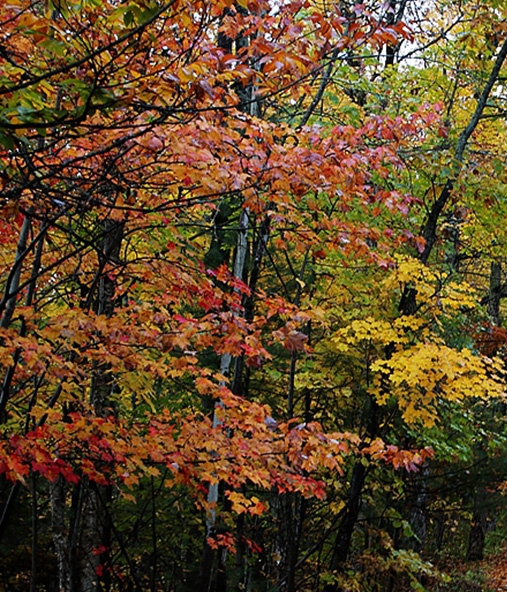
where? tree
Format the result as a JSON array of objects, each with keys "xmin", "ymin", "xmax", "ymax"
[{"xmin": 1, "ymin": 1, "xmax": 507, "ymax": 591}]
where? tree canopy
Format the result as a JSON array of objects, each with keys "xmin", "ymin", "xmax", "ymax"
[{"xmin": 2, "ymin": 0, "xmax": 507, "ymax": 591}]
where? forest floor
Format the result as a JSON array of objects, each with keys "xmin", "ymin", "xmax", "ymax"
[
  {"xmin": 435, "ymin": 546, "xmax": 507, "ymax": 592},
  {"xmin": 483, "ymin": 546, "xmax": 507, "ymax": 591}
]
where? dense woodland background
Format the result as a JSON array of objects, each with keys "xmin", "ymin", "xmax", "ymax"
[{"xmin": 2, "ymin": 0, "xmax": 507, "ymax": 590}]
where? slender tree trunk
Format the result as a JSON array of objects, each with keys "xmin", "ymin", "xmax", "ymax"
[
  {"xmin": 51, "ymin": 477, "xmax": 73, "ymax": 592},
  {"xmin": 419, "ymin": 38, "xmax": 507, "ymax": 265},
  {"xmin": 466, "ymin": 485, "xmax": 488, "ymax": 561},
  {"xmin": 488, "ymin": 261, "xmax": 502, "ymax": 325},
  {"xmin": 198, "ymin": 207, "xmax": 250, "ymax": 592},
  {"xmin": 406, "ymin": 464, "xmax": 430, "ymax": 553},
  {"xmin": 279, "ymin": 494, "xmax": 306, "ymax": 592},
  {"xmin": 274, "ymin": 251, "xmax": 311, "ymax": 592},
  {"xmin": 50, "ymin": 219, "xmax": 124, "ymax": 592},
  {"xmin": 0, "ymin": 217, "xmax": 47, "ymax": 551},
  {"xmin": 323, "ymin": 463, "xmax": 367, "ymax": 592},
  {"xmin": 0, "ymin": 216, "xmax": 45, "ymax": 541},
  {"xmin": 323, "ymin": 394, "xmax": 379, "ymax": 592},
  {"xmin": 199, "ymin": 213, "xmax": 271, "ymax": 592},
  {"xmin": 435, "ymin": 510, "xmax": 446, "ymax": 551},
  {"xmin": 79, "ymin": 219, "xmax": 124, "ymax": 592}
]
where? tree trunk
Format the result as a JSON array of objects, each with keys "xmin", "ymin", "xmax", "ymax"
[
  {"xmin": 198, "ymin": 207, "xmax": 250, "ymax": 592},
  {"xmin": 80, "ymin": 220, "xmax": 124, "ymax": 591},
  {"xmin": 50, "ymin": 218, "xmax": 124, "ymax": 592},
  {"xmin": 406, "ymin": 464, "xmax": 430, "ymax": 553},
  {"xmin": 323, "ymin": 462, "xmax": 366, "ymax": 592},
  {"xmin": 51, "ymin": 477, "xmax": 73, "ymax": 592},
  {"xmin": 323, "ymin": 394, "xmax": 379, "ymax": 592},
  {"xmin": 466, "ymin": 486, "xmax": 488, "ymax": 561}
]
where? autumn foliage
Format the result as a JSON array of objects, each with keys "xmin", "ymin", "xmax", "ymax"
[{"xmin": 1, "ymin": 0, "xmax": 507, "ymax": 590}]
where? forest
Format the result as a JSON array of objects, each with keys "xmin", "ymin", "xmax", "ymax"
[{"xmin": 1, "ymin": 0, "xmax": 507, "ymax": 590}]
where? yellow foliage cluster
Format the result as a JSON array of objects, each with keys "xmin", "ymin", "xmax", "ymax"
[
  {"xmin": 328, "ymin": 256, "xmax": 505, "ymax": 427},
  {"xmin": 382, "ymin": 255, "xmax": 478, "ymax": 312},
  {"xmin": 371, "ymin": 342, "xmax": 505, "ymax": 427}
]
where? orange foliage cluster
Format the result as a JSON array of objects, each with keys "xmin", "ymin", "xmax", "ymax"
[{"xmin": 0, "ymin": 0, "xmax": 438, "ymax": 531}]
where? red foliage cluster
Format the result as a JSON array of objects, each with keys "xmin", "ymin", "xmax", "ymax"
[{"xmin": 474, "ymin": 323, "xmax": 507, "ymax": 359}]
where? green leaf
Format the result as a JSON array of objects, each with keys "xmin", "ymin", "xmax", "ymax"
[
  {"xmin": 0, "ymin": 133, "xmax": 15, "ymax": 150},
  {"xmin": 124, "ymin": 9, "xmax": 134, "ymax": 27}
]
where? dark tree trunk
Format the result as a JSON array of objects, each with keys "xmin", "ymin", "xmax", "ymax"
[
  {"xmin": 466, "ymin": 486, "xmax": 488, "ymax": 561},
  {"xmin": 406, "ymin": 464, "xmax": 430, "ymax": 553},
  {"xmin": 322, "ymin": 462, "xmax": 366, "ymax": 592}
]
